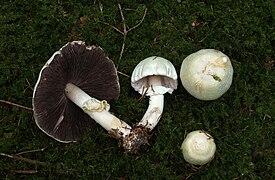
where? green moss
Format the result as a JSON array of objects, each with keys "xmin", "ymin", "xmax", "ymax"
[{"xmin": 0, "ymin": 0, "xmax": 274, "ymax": 179}]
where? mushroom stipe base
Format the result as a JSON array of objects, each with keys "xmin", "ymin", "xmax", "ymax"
[
  {"xmin": 110, "ymin": 126, "xmax": 151, "ymax": 153},
  {"xmin": 123, "ymin": 126, "xmax": 151, "ymax": 153}
]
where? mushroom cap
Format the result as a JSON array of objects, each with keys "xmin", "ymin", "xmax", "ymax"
[
  {"xmin": 181, "ymin": 130, "xmax": 216, "ymax": 165},
  {"xmin": 180, "ymin": 49, "xmax": 233, "ymax": 100},
  {"xmin": 32, "ymin": 41, "xmax": 120, "ymax": 143},
  {"xmin": 131, "ymin": 56, "xmax": 178, "ymax": 96}
]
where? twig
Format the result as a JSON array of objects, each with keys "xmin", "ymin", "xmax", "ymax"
[
  {"xmin": 117, "ymin": 4, "xmax": 147, "ymax": 61},
  {"xmin": 15, "ymin": 147, "xmax": 47, "ymax": 156},
  {"xmin": 118, "ymin": 4, "xmax": 127, "ymax": 35},
  {"xmin": 14, "ymin": 170, "xmax": 38, "ymax": 174},
  {"xmin": 128, "ymin": 8, "xmax": 148, "ymax": 32},
  {"xmin": 102, "ymin": 21, "xmax": 123, "ymax": 34},
  {"xmin": 102, "ymin": 4, "xmax": 147, "ymax": 61},
  {"xmin": 23, "ymin": 78, "xmax": 34, "ymax": 93},
  {"xmin": 117, "ymin": 70, "xmax": 130, "ymax": 78},
  {"xmin": 0, "ymin": 99, "xmax": 33, "ymax": 111},
  {"xmin": 184, "ymin": 172, "xmax": 196, "ymax": 179},
  {"xmin": 0, "ymin": 152, "xmax": 46, "ymax": 166},
  {"xmin": 117, "ymin": 3, "xmax": 128, "ymax": 61},
  {"xmin": 119, "ymin": 38, "xmax": 126, "ymax": 61}
]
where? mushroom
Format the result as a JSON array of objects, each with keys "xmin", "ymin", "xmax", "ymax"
[
  {"xmin": 180, "ymin": 49, "xmax": 233, "ymax": 100},
  {"xmin": 125, "ymin": 56, "xmax": 177, "ymax": 152},
  {"xmin": 32, "ymin": 41, "xmax": 132, "ymax": 143},
  {"xmin": 181, "ymin": 130, "xmax": 216, "ymax": 165}
]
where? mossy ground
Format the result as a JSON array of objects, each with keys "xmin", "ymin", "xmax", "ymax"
[{"xmin": 0, "ymin": 0, "xmax": 274, "ymax": 179}]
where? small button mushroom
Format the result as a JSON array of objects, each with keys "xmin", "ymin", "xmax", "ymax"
[
  {"xmin": 33, "ymin": 41, "xmax": 132, "ymax": 143},
  {"xmin": 124, "ymin": 56, "xmax": 177, "ymax": 152},
  {"xmin": 180, "ymin": 49, "xmax": 233, "ymax": 100},
  {"xmin": 181, "ymin": 130, "xmax": 216, "ymax": 165}
]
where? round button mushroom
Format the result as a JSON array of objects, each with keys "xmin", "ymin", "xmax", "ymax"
[
  {"xmin": 180, "ymin": 49, "xmax": 233, "ymax": 100},
  {"xmin": 33, "ymin": 41, "xmax": 132, "ymax": 143},
  {"xmin": 181, "ymin": 130, "xmax": 216, "ymax": 165},
  {"xmin": 124, "ymin": 56, "xmax": 177, "ymax": 152}
]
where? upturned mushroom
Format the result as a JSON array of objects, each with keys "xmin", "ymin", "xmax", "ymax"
[
  {"xmin": 32, "ymin": 41, "xmax": 132, "ymax": 143},
  {"xmin": 125, "ymin": 56, "xmax": 177, "ymax": 152},
  {"xmin": 180, "ymin": 49, "xmax": 233, "ymax": 100}
]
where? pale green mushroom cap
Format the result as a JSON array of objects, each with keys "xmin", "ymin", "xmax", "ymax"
[
  {"xmin": 180, "ymin": 49, "xmax": 233, "ymax": 100},
  {"xmin": 181, "ymin": 130, "xmax": 216, "ymax": 165}
]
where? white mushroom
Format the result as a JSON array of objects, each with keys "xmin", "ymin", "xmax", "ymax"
[
  {"xmin": 124, "ymin": 56, "xmax": 177, "ymax": 152},
  {"xmin": 180, "ymin": 49, "xmax": 233, "ymax": 100},
  {"xmin": 181, "ymin": 130, "xmax": 216, "ymax": 165}
]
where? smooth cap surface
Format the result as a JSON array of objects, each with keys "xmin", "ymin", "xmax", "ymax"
[
  {"xmin": 131, "ymin": 56, "xmax": 178, "ymax": 96},
  {"xmin": 181, "ymin": 130, "xmax": 216, "ymax": 165},
  {"xmin": 180, "ymin": 49, "xmax": 233, "ymax": 100}
]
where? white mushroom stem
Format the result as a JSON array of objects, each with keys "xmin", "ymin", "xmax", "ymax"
[
  {"xmin": 65, "ymin": 83, "xmax": 132, "ymax": 138},
  {"xmin": 138, "ymin": 94, "xmax": 164, "ymax": 130}
]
